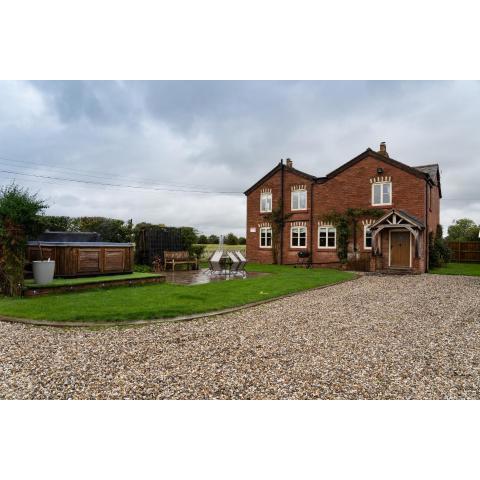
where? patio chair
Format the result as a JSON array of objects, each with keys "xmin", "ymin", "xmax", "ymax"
[
  {"xmin": 234, "ymin": 250, "xmax": 247, "ymax": 276},
  {"xmin": 208, "ymin": 250, "xmax": 223, "ymax": 274},
  {"xmin": 227, "ymin": 251, "xmax": 240, "ymax": 275}
]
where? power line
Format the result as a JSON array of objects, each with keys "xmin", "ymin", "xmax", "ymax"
[
  {"xmin": 0, "ymin": 154, "xmax": 231, "ymax": 190},
  {"xmin": 0, "ymin": 168, "xmax": 243, "ymax": 195}
]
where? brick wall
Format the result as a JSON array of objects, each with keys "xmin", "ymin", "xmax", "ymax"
[{"xmin": 246, "ymin": 153, "xmax": 434, "ymax": 272}]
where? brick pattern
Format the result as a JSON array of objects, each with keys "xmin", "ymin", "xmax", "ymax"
[{"xmin": 246, "ymin": 155, "xmax": 440, "ymax": 273}]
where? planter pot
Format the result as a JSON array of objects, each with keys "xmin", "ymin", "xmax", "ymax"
[{"xmin": 32, "ymin": 260, "xmax": 55, "ymax": 285}]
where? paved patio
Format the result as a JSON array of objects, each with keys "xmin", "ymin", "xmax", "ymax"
[{"xmin": 1, "ymin": 274, "xmax": 479, "ymax": 399}]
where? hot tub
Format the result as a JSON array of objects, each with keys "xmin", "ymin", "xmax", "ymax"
[{"xmin": 27, "ymin": 235, "xmax": 134, "ymax": 277}]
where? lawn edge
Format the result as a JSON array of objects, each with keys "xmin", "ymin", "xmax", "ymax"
[{"xmin": 0, "ymin": 274, "xmax": 359, "ymax": 329}]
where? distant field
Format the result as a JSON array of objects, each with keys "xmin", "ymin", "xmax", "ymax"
[{"xmin": 196, "ymin": 244, "xmax": 246, "ymax": 260}]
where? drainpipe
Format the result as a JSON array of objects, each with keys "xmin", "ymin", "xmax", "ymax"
[
  {"xmin": 425, "ymin": 180, "xmax": 429, "ymax": 272},
  {"xmin": 309, "ymin": 181, "xmax": 314, "ymax": 267},
  {"xmin": 280, "ymin": 160, "xmax": 284, "ymax": 265}
]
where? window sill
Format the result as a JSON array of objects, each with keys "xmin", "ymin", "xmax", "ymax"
[
  {"xmin": 290, "ymin": 209, "xmax": 309, "ymax": 212},
  {"xmin": 317, "ymin": 247, "xmax": 336, "ymax": 251},
  {"xmin": 372, "ymin": 203, "xmax": 392, "ymax": 207},
  {"xmin": 290, "ymin": 246, "xmax": 308, "ymax": 250},
  {"xmin": 259, "ymin": 246, "xmax": 272, "ymax": 249}
]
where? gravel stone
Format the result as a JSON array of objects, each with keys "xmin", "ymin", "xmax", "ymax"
[{"xmin": 1, "ymin": 274, "xmax": 479, "ymax": 399}]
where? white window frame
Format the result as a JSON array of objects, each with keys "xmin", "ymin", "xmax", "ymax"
[
  {"xmin": 291, "ymin": 189, "xmax": 307, "ymax": 211},
  {"xmin": 364, "ymin": 225, "xmax": 372, "ymax": 250},
  {"xmin": 260, "ymin": 192, "xmax": 272, "ymax": 213},
  {"xmin": 259, "ymin": 227, "xmax": 272, "ymax": 248},
  {"xmin": 290, "ymin": 226, "xmax": 307, "ymax": 248},
  {"xmin": 372, "ymin": 181, "xmax": 392, "ymax": 206},
  {"xmin": 318, "ymin": 226, "xmax": 336, "ymax": 249}
]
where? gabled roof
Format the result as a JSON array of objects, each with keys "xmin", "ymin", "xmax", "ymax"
[
  {"xmin": 323, "ymin": 148, "xmax": 429, "ymax": 181},
  {"xmin": 370, "ymin": 209, "xmax": 425, "ymax": 230},
  {"xmin": 243, "ymin": 162, "xmax": 317, "ymax": 195}
]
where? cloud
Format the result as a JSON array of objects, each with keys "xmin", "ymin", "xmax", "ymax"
[{"xmin": 0, "ymin": 80, "xmax": 478, "ymax": 236}]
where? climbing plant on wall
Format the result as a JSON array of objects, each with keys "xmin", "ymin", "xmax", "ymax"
[
  {"xmin": 322, "ymin": 208, "xmax": 384, "ymax": 263},
  {"xmin": 263, "ymin": 205, "xmax": 293, "ymax": 264}
]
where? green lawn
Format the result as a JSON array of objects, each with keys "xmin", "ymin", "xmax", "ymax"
[
  {"xmin": 430, "ymin": 262, "xmax": 480, "ymax": 277},
  {"xmin": 0, "ymin": 264, "xmax": 354, "ymax": 323},
  {"xmin": 25, "ymin": 272, "xmax": 163, "ymax": 288}
]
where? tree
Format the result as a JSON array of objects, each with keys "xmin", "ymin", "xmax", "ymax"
[
  {"xmin": 179, "ymin": 226, "xmax": 198, "ymax": 250},
  {"xmin": 224, "ymin": 232, "xmax": 239, "ymax": 245},
  {"xmin": 197, "ymin": 234, "xmax": 208, "ymax": 244},
  {"xmin": 0, "ymin": 184, "xmax": 47, "ymax": 296},
  {"xmin": 39, "ymin": 215, "xmax": 72, "ymax": 232},
  {"xmin": 238, "ymin": 236, "xmax": 246, "ymax": 245},
  {"xmin": 70, "ymin": 216, "xmax": 132, "ymax": 242},
  {"xmin": 447, "ymin": 218, "xmax": 479, "ymax": 241},
  {"xmin": 207, "ymin": 234, "xmax": 219, "ymax": 244}
]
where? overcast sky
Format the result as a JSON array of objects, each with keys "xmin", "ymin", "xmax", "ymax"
[{"xmin": 0, "ymin": 80, "xmax": 478, "ymax": 236}]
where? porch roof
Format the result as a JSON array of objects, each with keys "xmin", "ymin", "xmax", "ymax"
[{"xmin": 370, "ymin": 209, "xmax": 424, "ymax": 230}]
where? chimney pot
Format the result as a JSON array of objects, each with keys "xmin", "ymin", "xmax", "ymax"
[
  {"xmin": 286, "ymin": 158, "xmax": 293, "ymax": 168},
  {"xmin": 378, "ymin": 142, "xmax": 389, "ymax": 157}
]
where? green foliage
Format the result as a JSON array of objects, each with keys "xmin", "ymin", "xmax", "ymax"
[
  {"xmin": 263, "ymin": 205, "xmax": 293, "ymax": 264},
  {"xmin": 429, "ymin": 224, "xmax": 451, "ymax": 269},
  {"xmin": 189, "ymin": 244, "xmax": 206, "ymax": 259},
  {"xmin": 207, "ymin": 234, "xmax": 219, "ymax": 244},
  {"xmin": 39, "ymin": 215, "xmax": 71, "ymax": 232},
  {"xmin": 70, "ymin": 216, "xmax": 133, "ymax": 242},
  {"xmin": 179, "ymin": 226, "xmax": 198, "ymax": 249},
  {"xmin": 224, "ymin": 232, "xmax": 239, "ymax": 245},
  {"xmin": 0, "ymin": 184, "xmax": 48, "ymax": 296},
  {"xmin": 323, "ymin": 208, "xmax": 384, "ymax": 263},
  {"xmin": 447, "ymin": 218, "xmax": 479, "ymax": 241},
  {"xmin": 238, "ymin": 236, "xmax": 246, "ymax": 245},
  {"xmin": 197, "ymin": 234, "xmax": 208, "ymax": 244}
]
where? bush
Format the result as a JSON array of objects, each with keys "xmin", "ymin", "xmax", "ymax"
[
  {"xmin": 429, "ymin": 225, "xmax": 451, "ymax": 269},
  {"xmin": 70, "ymin": 217, "xmax": 133, "ymax": 242},
  {"xmin": 189, "ymin": 244, "xmax": 206, "ymax": 259},
  {"xmin": 197, "ymin": 234, "xmax": 208, "ymax": 244},
  {"xmin": 238, "ymin": 236, "xmax": 246, "ymax": 245},
  {"xmin": 134, "ymin": 264, "xmax": 152, "ymax": 273},
  {"xmin": 0, "ymin": 184, "xmax": 47, "ymax": 296},
  {"xmin": 207, "ymin": 234, "xmax": 219, "ymax": 244}
]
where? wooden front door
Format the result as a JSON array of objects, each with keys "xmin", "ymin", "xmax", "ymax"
[{"xmin": 390, "ymin": 231, "xmax": 411, "ymax": 267}]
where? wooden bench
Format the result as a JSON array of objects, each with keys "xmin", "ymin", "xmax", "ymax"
[{"xmin": 163, "ymin": 251, "xmax": 198, "ymax": 271}]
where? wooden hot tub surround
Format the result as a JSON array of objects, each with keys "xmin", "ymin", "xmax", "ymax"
[{"xmin": 27, "ymin": 242, "xmax": 134, "ymax": 277}]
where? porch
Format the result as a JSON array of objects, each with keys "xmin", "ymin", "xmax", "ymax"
[{"xmin": 369, "ymin": 210, "xmax": 426, "ymax": 274}]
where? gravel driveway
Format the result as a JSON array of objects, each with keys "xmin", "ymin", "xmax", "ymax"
[{"xmin": 1, "ymin": 274, "xmax": 479, "ymax": 399}]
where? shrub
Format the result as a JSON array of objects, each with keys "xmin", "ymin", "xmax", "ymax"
[
  {"xmin": 189, "ymin": 244, "xmax": 206, "ymax": 259},
  {"xmin": 207, "ymin": 234, "xmax": 219, "ymax": 244},
  {"xmin": 224, "ymin": 233, "xmax": 239, "ymax": 245},
  {"xmin": 429, "ymin": 225, "xmax": 451, "ymax": 268},
  {"xmin": 238, "ymin": 236, "xmax": 246, "ymax": 245},
  {"xmin": 0, "ymin": 184, "xmax": 47, "ymax": 296},
  {"xmin": 197, "ymin": 234, "xmax": 208, "ymax": 244}
]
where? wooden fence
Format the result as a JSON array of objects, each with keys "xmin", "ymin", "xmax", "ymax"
[{"xmin": 447, "ymin": 241, "xmax": 480, "ymax": 263}]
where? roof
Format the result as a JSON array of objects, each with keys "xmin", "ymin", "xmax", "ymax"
[
  {"xmin": 244, "ymin": 148, "xmax": 441, "ymax": 195},
  {"xmin": 370, "ymin": 209, "xmax": 425, "ymax": 230},
  {"xmin": 324, "ymin": 148, "xmax": 429, "ymax": 181},
  {"xmin": 243, "ymin": 162, "xmax": 317, "ymax": 195}
]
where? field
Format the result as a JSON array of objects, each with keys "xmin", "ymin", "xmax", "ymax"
[{"xmin": 197, "ymin": 243, "xmax": 246, "ymax": 260}]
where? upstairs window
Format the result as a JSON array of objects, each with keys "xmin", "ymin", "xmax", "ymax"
[
  {"xmin": 260, "ymin": 192, "xmax": 272, "ymax": 212},
  {"xmin": 318, "ymin": 226, "xmax": 336, "ymax": 248},
  {"xmin": 259, "ymin": 227, "xmax": 272, "ymax": 248},
  {"xmin": 291, "ymin": 226, "xmax": 307, "ymax": 248},
  {"xmin": 372, "ymin": 182, "xmax": 392, "ymax": 205},
  {"xmin": 364, "ymin": 226, "xmax": 372, "ymax": 249},
  {"xmin": 291, "ymin": 189, "xmax": 307, "ymax": 210}
]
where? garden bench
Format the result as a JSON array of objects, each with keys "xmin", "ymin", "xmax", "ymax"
[{"xmin": 163, "ymin": 251, "xmax": 198, "ymax": 271}]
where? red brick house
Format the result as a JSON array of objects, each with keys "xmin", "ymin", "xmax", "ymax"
[{"xmin": 244, "ymin": 143, "xmax": 441, "ymax": 273}]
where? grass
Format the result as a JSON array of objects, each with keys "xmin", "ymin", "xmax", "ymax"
[
  {"xmin": 25, "ymin": 272, "xmax": 163, "ymax": 288},
  {"xmin": 0, "ymin": 264, "xmax": 354, "ymax": 323},
  {"xmin": 430, "ymin": 262, "xmax": 480, "ymax": 277}
]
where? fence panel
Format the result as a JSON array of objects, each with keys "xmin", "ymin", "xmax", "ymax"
[{"xmin": 447, "ymin": 241, "xmax": 480, "ymax": 263}]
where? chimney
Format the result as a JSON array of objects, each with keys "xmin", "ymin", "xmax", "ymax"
[
  {"xmin": 286, "ymin": 158, "xmax": 293, "ymax": 168},
  {"xmin": 378, "ymin": 142, "xmax": 389, "ymax": 157}
]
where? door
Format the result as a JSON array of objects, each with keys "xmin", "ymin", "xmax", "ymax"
[{"xmin": 390, "ymin": 231, "xmax": 411, "ymax": 267}]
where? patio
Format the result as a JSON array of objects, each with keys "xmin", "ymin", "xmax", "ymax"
[{"xmin": 164, "ymin": 268, "xmax": 268, "ymax": 285}]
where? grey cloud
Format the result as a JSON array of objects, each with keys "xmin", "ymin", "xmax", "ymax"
[{"xmin": 0, "ymin": 81, "xmax": 479, "ymax": 236}]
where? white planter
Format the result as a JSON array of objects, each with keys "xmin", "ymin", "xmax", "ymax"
[{"xmin": 32, "ymin": 260, "xmax": 55, "ymax": 285}]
